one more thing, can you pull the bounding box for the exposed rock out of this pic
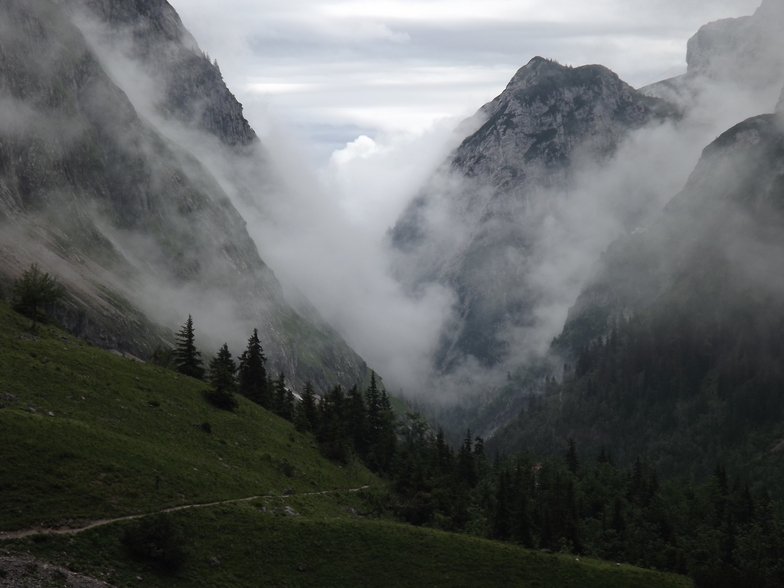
[643,0,784,108]
[207,556,220,567]
[391,57,673,372]
[69,0,257,147]
[0,555,110,587]
[0,0,370,392]
[280,506,299,517]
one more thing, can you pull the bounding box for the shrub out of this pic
[122,513,187,572]
[12,263,65,323]
[203,388,238,411]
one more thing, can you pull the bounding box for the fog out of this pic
[70,1,784,404]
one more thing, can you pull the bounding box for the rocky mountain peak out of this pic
[66,0,257,147]
[451,59,671,192]
[503,56,573,91]
[391,58,674,371]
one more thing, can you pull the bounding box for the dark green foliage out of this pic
[565,438,580,475]
[492,297,784,492]
[346,385,368,456]
[122,513,187,572]
[297,372,398,473]
[272,372,294,421]
[238,329,268,407]
[318,385,350,463]
[205,343,238,410]
[173,315,205,380]
[151,346,177,370]
[382,429,784,587]
[11,263,65,324]
[203,388,238,411]
[364,374,397,472]
[294,381,319,433]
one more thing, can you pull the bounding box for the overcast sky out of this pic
[169,0,761,162]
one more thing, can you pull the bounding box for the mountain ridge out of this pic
[0,0,370,393]
[390,56,675,375]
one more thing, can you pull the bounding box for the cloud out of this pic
[76,0,776,405]
[170,0,762,153]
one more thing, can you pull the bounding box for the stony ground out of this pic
[0,555,110,587]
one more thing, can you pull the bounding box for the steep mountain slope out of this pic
[643,0,784,110]
[490,103,784,487]
[0,300,691,588]
[390,57,673,374]
[0,0,369,391]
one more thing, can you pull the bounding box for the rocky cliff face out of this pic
[0,0,369,392]
[71,0,257,147]
[390,57,673,372]
[643,0,784,109]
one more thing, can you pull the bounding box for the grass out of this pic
[0,301,374,531]
[0,301,692,586]
[6,503,693,588]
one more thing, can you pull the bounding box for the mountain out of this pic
[0,299,691,588]
[643,0,784,110]
[390,57,674,376]
[0,0,369,392]
[489,101,784,490]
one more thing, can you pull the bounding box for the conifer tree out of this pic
[205,343,238,410]
[12,263,65,326]
[273,372,294,421]
[565,437,580,475]
[174,315,205,380]
[458,429,478,488]
[238,329,268,407]
[346,385,368,457]
[294,381,319,433]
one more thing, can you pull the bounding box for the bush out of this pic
[122,513,187,572]
[12,263,65,323]
[203,388,238,411]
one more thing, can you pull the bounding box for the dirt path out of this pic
[0,485,371,541]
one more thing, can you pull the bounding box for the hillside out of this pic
[0,0,370,393]
[488,106,784,492]
[0,301,691,587]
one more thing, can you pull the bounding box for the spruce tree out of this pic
[346,385,368,457]
[294,381,319,433]
[273,373,294,421]
[565,437,580,475]
[238,329,268,407]
[174,315,205,380]
[205,343,238,410]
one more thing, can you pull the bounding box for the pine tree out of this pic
[174,315,205,380]
[238,329,268,407]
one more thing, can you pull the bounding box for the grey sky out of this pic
[170,0,761,161]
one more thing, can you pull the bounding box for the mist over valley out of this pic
[2,1,784,586]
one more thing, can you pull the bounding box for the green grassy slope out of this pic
[0,302,691,587]
[0,302,373,531]
[7,503,692,588]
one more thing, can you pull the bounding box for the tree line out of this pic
[385,428,784,588]
[158,315,398,474]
